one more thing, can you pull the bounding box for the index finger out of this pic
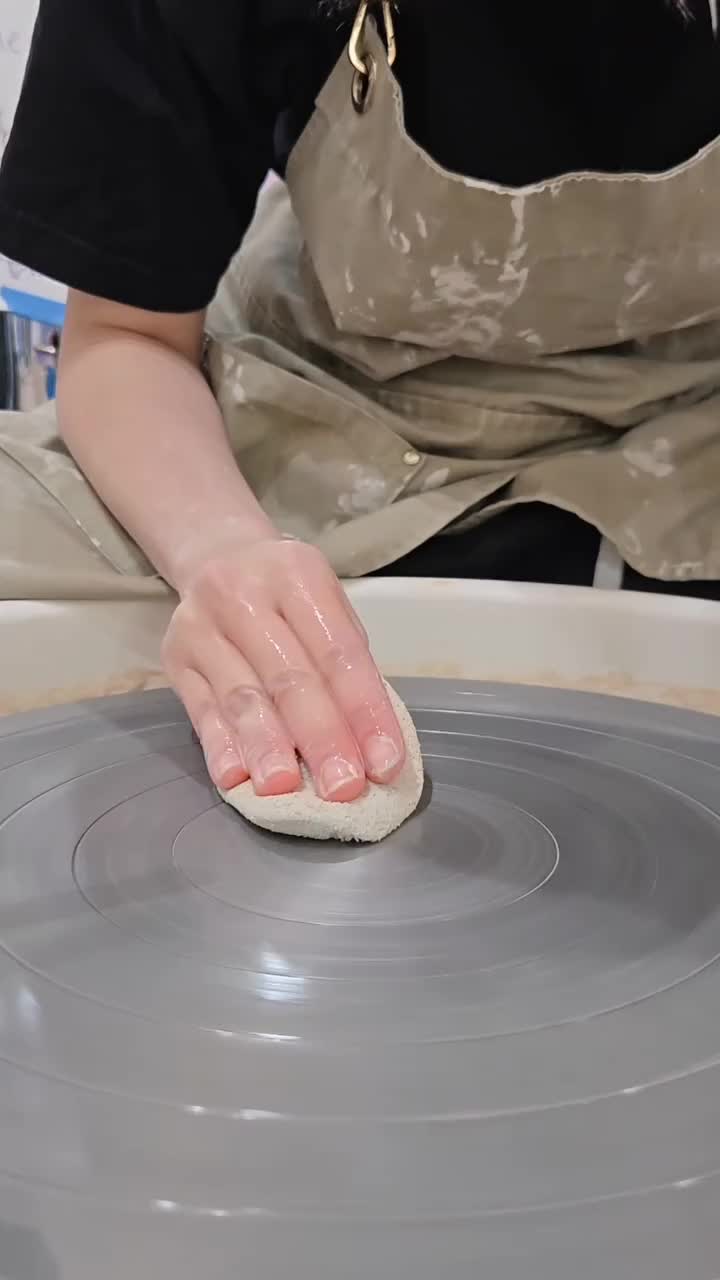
[281,568,406,784]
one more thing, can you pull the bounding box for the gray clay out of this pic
[0,680,719,1278]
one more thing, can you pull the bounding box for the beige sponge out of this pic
[222,685,424,843]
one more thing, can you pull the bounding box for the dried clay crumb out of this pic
[0,669,168,717]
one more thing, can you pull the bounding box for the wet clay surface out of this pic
[1,679,720,1277]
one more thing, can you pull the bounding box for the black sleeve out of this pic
[0,0,275,312]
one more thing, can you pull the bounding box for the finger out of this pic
[191,635,301,798]
[336,583,370,646]
[281,574,405,783]
[215,605,367,802]
[169,667,249,791]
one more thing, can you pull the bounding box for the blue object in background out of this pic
[1,287,66,330]
[0,288,66,407]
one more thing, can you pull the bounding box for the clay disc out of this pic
[1,679,720,1279]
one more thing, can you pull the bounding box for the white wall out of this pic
[0,0,66,304]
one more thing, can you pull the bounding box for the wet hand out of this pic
[162,537,406,801]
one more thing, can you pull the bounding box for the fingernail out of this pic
[364,734,401,780]
[319,756,363,799]
[255,753,297,789]
[205,745,244,784]
[217,762,248,790]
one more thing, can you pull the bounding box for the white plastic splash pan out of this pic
[1,580,719,714]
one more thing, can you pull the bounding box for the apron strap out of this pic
[593,537,625,592]
[348,0,397,113]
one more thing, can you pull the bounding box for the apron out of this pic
[208,13,720,583]
[2,5,720,599]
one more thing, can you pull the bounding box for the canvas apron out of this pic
[2,14,720,600]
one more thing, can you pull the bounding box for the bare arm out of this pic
[58,290,274,590]
[57,291,405,800]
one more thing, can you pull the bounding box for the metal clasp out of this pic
[348,1,397,114]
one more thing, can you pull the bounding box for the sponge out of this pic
[222,685,424,843]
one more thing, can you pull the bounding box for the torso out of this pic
[207,4,720,582]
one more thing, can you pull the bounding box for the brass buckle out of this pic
[348,1,397,114]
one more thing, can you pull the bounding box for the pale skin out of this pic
[57,290,406,802]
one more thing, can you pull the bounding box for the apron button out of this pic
[403,450,422,466]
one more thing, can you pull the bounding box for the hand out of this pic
[162,537,406,801]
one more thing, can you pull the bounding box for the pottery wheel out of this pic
[2,680,720,1279]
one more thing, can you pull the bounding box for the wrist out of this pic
[168,512,279,594]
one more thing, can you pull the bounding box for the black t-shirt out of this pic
[1,0,719,313]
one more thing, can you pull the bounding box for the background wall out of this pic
[0,0,66,307]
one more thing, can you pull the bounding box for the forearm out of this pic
[54,299,403,803]
[57,302,274,591]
